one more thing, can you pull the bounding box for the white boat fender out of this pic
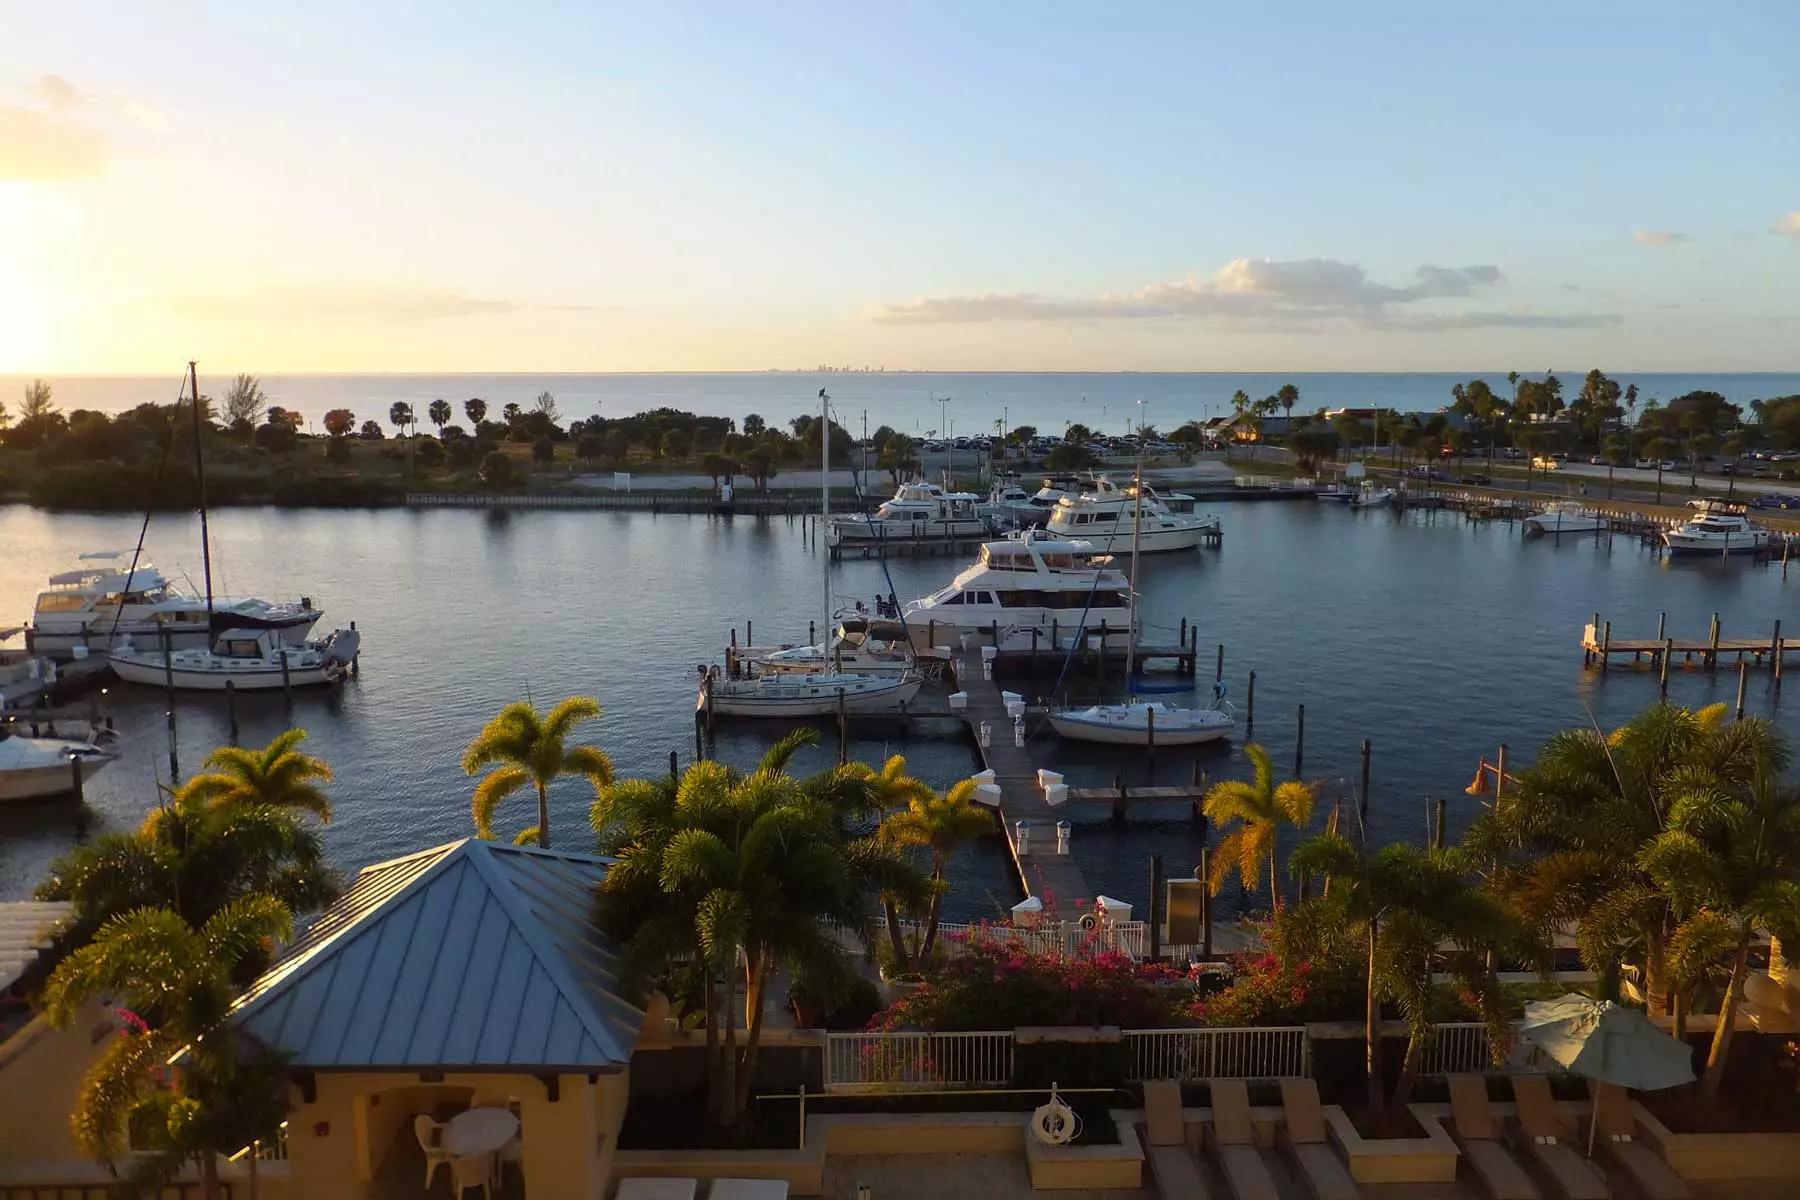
[1029,1087,1080,1146]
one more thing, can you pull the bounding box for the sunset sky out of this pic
[3,2,1797,374]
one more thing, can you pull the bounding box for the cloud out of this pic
[1633,230,1691,247]
[876,257,1607,332]
[161,285,595,322]
[0,78,111,179]
[1775,212,1800,239]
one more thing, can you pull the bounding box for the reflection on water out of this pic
[1,501,1793,918]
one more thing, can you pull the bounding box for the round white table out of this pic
[443,1107,519,1156]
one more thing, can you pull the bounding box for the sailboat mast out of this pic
[1124,405,1146,688]
[820,388,831,649]
[188,361,216,619]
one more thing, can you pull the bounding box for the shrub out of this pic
[325,438,351,464]
[532,435,554,464]
[1187,944,1363,1027]
[414,437,446,467]
[874,940,1190,1032]
[480,450,516,488]
[446,438,475,467]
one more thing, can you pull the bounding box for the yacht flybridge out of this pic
[1663,504,1770,556]
[900,531,1132,651]
[29,552,320,658]
[829,481,989,545]
[1043,477,1219,553]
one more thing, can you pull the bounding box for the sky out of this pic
[2,1,1797,374]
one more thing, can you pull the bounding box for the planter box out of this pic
[1024,1113,1142,1190]
[1633,1101,1800,1181]
[1323,1106,1459,1184]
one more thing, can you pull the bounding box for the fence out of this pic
[228,1122,289,1163]
[824,1031,1014,1092]
[1413,1021,1564,1077]
[1124,1027,1311,1082]
[900,919,1148,961]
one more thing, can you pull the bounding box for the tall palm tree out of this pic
[170,729,333,818]
[1604,433,1631,498]
[1202,742,1317,910]
[462,697,612,849]
[880,777,993,968]
[1649,767,1800,1104]
[43,897,294,1199]
[427,398,452,436]
[1642,436,1675,503]
[1287,837,1530,1123]
[593,753,919,1129]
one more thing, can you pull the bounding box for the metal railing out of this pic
[1416,1022,1503,1077]
[227,1122,289,1163]
[909,919,1148,960]
[1124,1027,1311,1081]
[824,1031,1014,1092]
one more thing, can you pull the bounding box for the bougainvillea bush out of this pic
[872,941,1193,1031]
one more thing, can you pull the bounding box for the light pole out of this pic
[936,395,953,488]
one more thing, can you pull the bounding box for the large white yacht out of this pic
[736,615,920,678]
[29,552,321,658]
[1043,477,1219,553]
[1524,502,1608,536]
[109,626,361,691]
[900,531,1132,651]
[1663,505,1770,556]
[829,482,988,544]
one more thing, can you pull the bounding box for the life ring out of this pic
[1029,1093,1080,1146]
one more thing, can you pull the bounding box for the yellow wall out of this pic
[0,1002,116,1169]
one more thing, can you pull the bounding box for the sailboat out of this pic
[107,363,363,692]
[699,390,923,717]
[1048,422,1234,747]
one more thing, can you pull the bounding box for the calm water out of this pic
[8,372,1800,440]
[2,501,1796,919]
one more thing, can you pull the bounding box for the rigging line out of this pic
[102,372,193,646]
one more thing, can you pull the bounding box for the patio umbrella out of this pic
[1517,993,1696,1154]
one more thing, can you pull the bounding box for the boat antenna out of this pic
[187,361,216,623]
[820,388,831,654]
[1124,402,1146,693]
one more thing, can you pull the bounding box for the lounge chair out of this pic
[1446,1074,1540,1200]
[1142,1080,1212,1200]
[1208,1080,1279,1200]
[1590,1082,1693,1200]
[708,1180,790,1200]
[1509,1074,1608,1200]
[1278,1079,1357,1200]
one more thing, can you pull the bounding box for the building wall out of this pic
[0,1002,116,1169]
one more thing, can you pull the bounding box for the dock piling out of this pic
[1661,638,1673,696]
[1709,613,1722,670]
[747,619,753,645]
[1246,670,1256,733]
[668,750,678,779]
[1657,611,1667,641]
[1215,644,1224,689]
[1737,661,1750,721]
[1146,706,1156,767]
[1601,621,1612,672]
[69,754,84,805]
[226,679,239,745]
[1777,621,1785,693]
[1433,797,1446,850]
[280,651,292,703]
[1148,852,1164,962]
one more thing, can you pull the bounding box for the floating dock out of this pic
[1580,613,1790,680]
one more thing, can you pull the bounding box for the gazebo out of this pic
[228,838,648,1199]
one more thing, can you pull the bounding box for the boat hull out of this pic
[829,518,991,545]
[1662,534,1770,556]
[1046,713,1233,746]
[108,652,344,690]
[1525,517,1608,536]
[701,676,923,717]
[1041,522,1215,553]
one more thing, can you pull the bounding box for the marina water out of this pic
[3,498,1797,920]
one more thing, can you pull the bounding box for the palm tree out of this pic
[1464,702,1781,1010]
[172,729,333,817]
[1202,742,1317,910]
[1687,432,1717,492]
[1642,436,1675,503]
[1604,433,1631,499]
[464,396,488,427]
[43,897,294,1199]
[428,398,452,436]
[462,696,612,849]
[879,776,993,969]
[1719,433,1746,498]
[1648,766,1800,1105]
[1287,837,1529,1122]
[593,749,919,1129]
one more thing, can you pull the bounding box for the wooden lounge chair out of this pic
[1590,1082,1693,1200]
[1447,1074,1541,1200]
[1509,1074,1608,1200]
[1141,1081,1212,1200]
[1278,1079,1357,1200]
[1208,1080,1279,1200]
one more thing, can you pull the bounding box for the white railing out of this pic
[1416,1022,1502,1077]
[1125,1027,1311,1081]
[920,919,1148,960]
[825,1031,1014,1092]
[228,1121,289,1163]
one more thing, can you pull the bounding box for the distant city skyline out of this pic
[3,3,1797,374]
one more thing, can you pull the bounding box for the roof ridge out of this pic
[463,841,637,1060]
[227,839,470,1026]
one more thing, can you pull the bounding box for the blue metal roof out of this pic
[229,839,642,1072]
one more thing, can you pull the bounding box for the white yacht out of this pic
[1663,507,1770,556]
[0,627,56,711]
[737,616,920,678]
[1524,502,1608,536]
[109,627,361,691]
[829,482,988,545]
[1048,702,1235,746]
[29,551,321,658]
[1043,477,1220,553]
[699,669,924,717]
[0,731,117,802]
[1350,485,1397,509]
[985,479,1039,527]
[901,531,1132,651]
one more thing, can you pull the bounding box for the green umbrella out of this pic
[1518,993,1695,1154]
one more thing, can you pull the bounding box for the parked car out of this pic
[1750,494,1800,510]
[1634,458,1658,469]
[1531,456,1561,471]
[1405,465,1450,480]
[1588,455,1607,465]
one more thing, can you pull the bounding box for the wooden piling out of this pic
[1736,660,1750,721]
[730,627,737,648]
[1179,617,1188,646]
[747,619,753,645]
[1246,670,1256,733]
[1215,643,1224,688]
[810,619,816,645]
[226,679,239,745]
[1656,611,1667,641]
[1777,621,1786,693]
[1148,852,1164,962]
[1601,621,1612,672]
[668,750,678,780]
[1708,613,1721,670]
[1661,637,1672,696]
[1433,797,1446,850]
[69,754,84,805]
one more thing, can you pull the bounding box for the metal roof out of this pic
[0,901,72,992]
[229,839,642,1072]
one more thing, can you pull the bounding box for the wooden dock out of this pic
[1580,613,1789,679]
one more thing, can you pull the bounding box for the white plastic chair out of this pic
[414,1115,452,1189]
[451,1152,494,1198]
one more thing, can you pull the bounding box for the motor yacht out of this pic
[1524,502,1609,536]
[736,615,920,678]
[901,531,1132,651]
[698,668,924,717]
[829,481,988,545]
[109,627,361,691]
[0,729,117,802]
[29,551,321,658]
[1043,477,1219,553]
[1350,485,1397,509]
[1662,507,1770,556]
